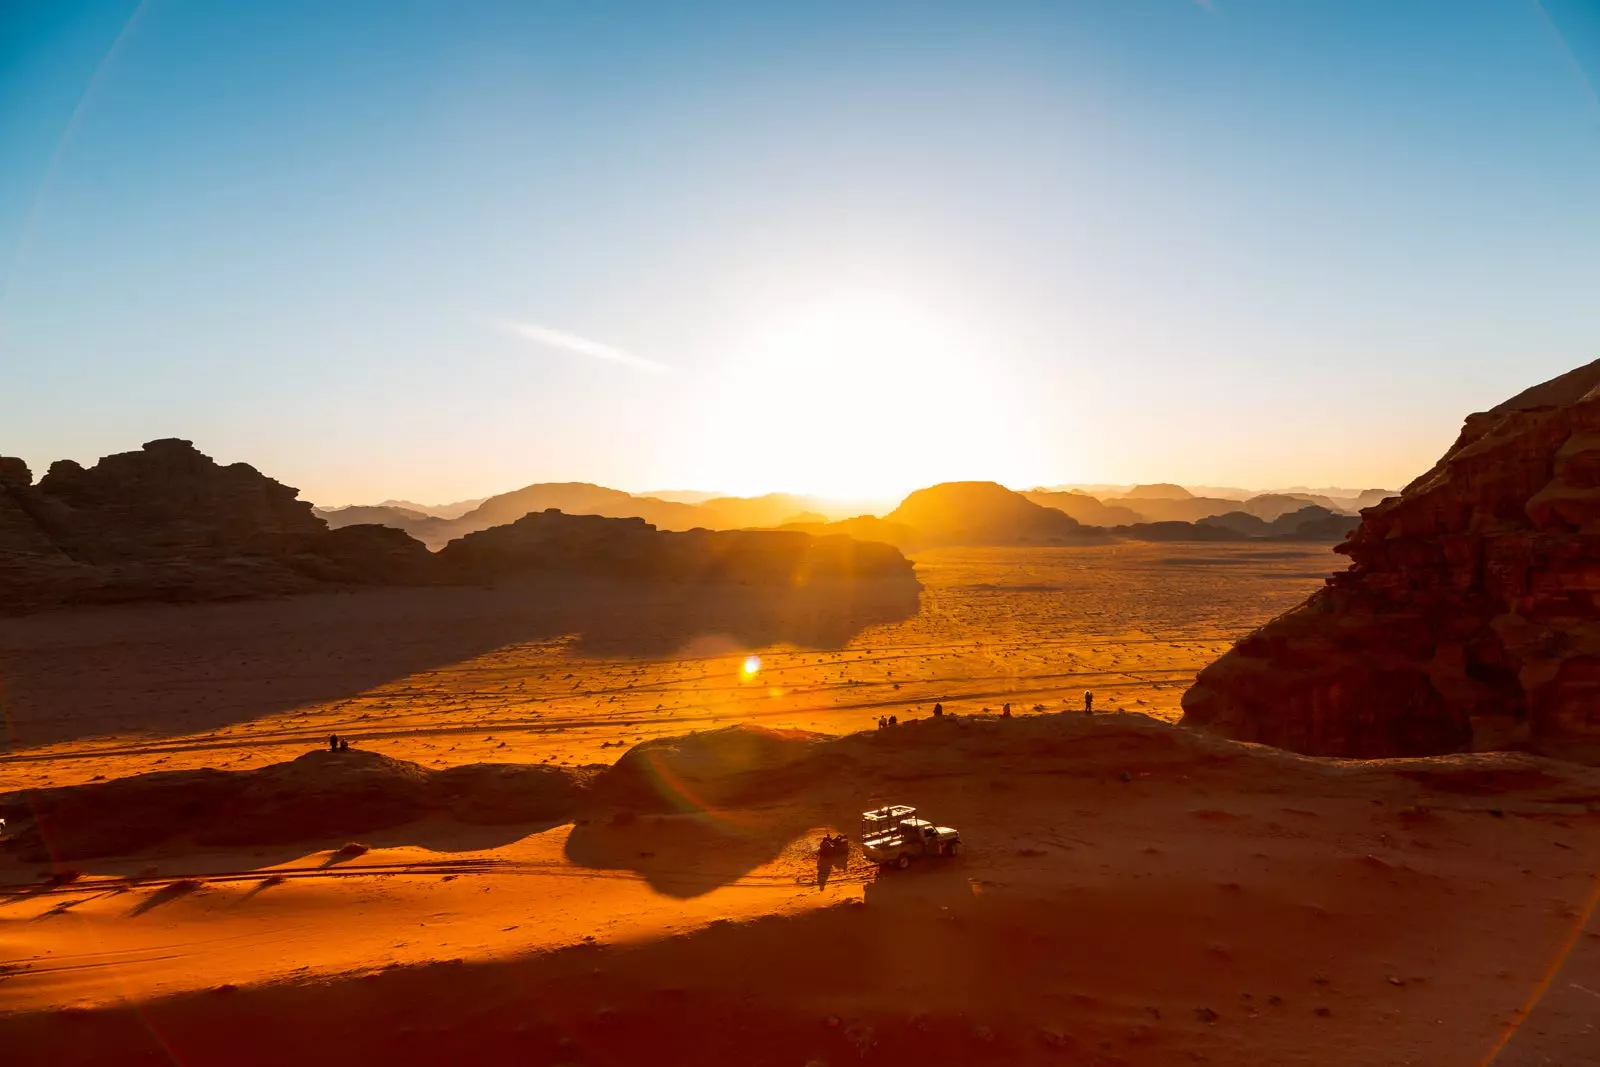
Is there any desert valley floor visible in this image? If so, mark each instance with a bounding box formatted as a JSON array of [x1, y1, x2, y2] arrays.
[[4, 544, 1600, 1065]]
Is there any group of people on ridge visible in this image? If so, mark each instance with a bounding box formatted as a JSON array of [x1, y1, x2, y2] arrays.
[[875, 691, 1095, 729]]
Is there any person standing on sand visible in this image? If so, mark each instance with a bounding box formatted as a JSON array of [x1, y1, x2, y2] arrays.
[[1084, 691, 1094, 713]]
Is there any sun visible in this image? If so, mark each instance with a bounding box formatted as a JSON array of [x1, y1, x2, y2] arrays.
[[695, 289, 1029, 499], [741, 654, 761, 677]]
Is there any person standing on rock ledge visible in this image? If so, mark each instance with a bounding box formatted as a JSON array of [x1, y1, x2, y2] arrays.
[[328, 733, 339, 752], [1084, 691, 1095, 714]]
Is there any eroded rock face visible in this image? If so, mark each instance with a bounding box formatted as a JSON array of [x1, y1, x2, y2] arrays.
[[0, 440, 431, 611], [1181, 359, 1600, 758], [33, 438, 326, 561], [0, 457, 63, 559]]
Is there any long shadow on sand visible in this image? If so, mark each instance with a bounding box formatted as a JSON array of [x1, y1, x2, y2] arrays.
[[0, 863, 1383, 1067], [0, 573, 919, 750], [561, 810, 821, 899], [0, 818, 566, 895], [1, 853, 1581, 1067]]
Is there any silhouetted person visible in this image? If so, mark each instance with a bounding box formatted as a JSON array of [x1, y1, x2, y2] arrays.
[[328, 734, 339, 752], [1084, 691, 1095, 714], [889, 715, 897, 726], [1002, 703, 1012, 718], [338, 737, 350, 752], [933, 702, 944, 717]]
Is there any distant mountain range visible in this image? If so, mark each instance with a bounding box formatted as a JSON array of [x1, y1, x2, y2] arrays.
[[777, 482, 1355, 550], [1040, 483, 1397, 516], [376, 497, 486, 520], [0, 437, 1382, 615], [317, 478, 1394, 552], [315, 485, 839, 549]]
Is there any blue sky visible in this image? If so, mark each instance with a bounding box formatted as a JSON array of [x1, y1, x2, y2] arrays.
[[2, 0, 1598, 504]]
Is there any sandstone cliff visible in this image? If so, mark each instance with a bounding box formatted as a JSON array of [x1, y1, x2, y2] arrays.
[[1181, 359, 1600, 758]]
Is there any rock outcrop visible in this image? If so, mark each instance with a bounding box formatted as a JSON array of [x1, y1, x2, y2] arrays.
[[1181, 359, 1600, 758], [0, 459, 63, 558], [438, 508, 915, 585], [0, 439, 433, 611]]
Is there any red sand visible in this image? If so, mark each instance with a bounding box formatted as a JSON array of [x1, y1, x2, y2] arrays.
[[4, 545, 1598, 1064]]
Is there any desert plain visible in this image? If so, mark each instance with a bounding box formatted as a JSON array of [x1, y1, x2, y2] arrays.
[[3, 543, 1600, 1065]]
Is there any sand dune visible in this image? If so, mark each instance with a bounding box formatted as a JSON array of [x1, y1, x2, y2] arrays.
[[5, 712, 1600, 1064], [5, 543, 1597, 1064]]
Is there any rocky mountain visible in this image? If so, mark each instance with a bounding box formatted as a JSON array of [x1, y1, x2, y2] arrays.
[[885, 482, 1107, 547], [1116, 495, 1247, 523], [1117, 483, 1193, 500], [1195, 505, 1354, 541], [778, 482, 1106, 551], [1278, 508, 1359, 542], [1181, 358, 1600, 758], [1239, 493, 1336, 522], [1021, 490, 1144, 527], [1028, 485, 1364, 528], [1195, 511, 1271, 537]]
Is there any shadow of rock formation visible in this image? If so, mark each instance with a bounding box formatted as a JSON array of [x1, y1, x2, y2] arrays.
[[0, 748, 601, 864], [0, 570, 919, 750], [561, 812, 810, 899]]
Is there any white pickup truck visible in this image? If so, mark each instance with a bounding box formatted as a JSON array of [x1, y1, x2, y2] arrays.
[[859, 804, 961, 868]]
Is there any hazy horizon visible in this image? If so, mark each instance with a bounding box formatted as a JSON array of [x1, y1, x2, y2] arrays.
[[5, 1, 1599, 503], [311, 476, 1400, 513]]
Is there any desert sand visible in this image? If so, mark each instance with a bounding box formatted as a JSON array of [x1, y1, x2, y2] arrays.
[[4, 544, 1599, 1065]]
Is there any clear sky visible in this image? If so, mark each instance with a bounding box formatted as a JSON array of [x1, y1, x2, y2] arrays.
[[3, 1, 1598, 505]]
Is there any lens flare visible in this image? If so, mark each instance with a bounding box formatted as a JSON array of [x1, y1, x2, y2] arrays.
[[742, 654, 761, 677]]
